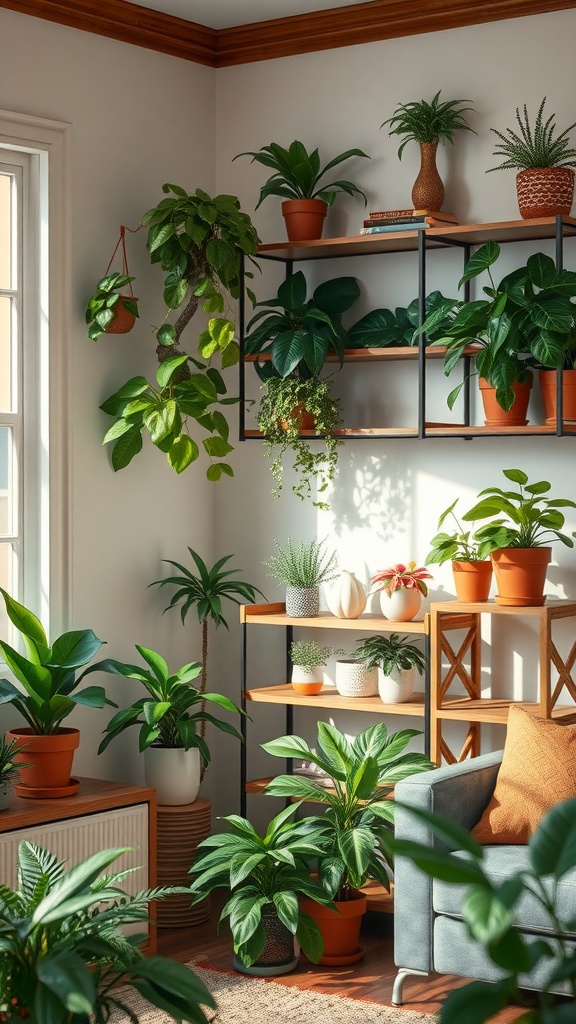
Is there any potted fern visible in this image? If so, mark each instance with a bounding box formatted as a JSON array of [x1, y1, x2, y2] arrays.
[[488, 96, 576, 219], [263, 537, 338, 618], [289, 639, 345, 695]]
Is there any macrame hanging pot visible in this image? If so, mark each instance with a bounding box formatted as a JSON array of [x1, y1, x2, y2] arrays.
[[103, 226, 138, 335]]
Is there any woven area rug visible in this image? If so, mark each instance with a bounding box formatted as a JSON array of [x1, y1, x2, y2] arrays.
[[113, 960, 437, 1023]]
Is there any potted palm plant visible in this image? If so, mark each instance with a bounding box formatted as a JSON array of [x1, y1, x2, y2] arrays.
[[488, 96, 576, 218], [0, 589, 118, 797], [263, 537, 338, 618], [188, 803, 335, 975], [370, 561, 432, 621], [381, 90, 476, 210], [263, 721, 433, 964], [0, 839, 214, 1023], [354, 633, 426, 703], [425, 498, 496, 602], [234, 138, 370, 240], [462, 467, 576, 606]]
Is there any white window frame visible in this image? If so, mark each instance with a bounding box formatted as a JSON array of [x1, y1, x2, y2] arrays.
[[0, 110, 71, 635]]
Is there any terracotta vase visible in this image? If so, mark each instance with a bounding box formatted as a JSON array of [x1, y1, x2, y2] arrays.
[[411, 142, 445, 211], [380, 587, 421, 622], [539, 369, 576, 425], [105, 295, 138, 335], [278, 403, 315, 432], [281, 199, 328, 241], [479, 376, 532, 427], [300, 892, 366, 964], [491, 547, 551, 607], [516, 167, 575, 219], [8, 727, 80, 797], [452, 560, 493, 603]]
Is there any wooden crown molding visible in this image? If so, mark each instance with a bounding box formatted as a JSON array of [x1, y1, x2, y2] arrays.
[[1, 0, 575, 66]]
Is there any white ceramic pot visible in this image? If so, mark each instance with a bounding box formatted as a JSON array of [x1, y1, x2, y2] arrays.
[[378, 667, 415, 704], [144, 746, 201, 806], [291, 664, 324, 695], [325, 571, 367, 619], [285, 586, 319, 618], [0, 781, 11, 811], [335, 659, 378, 698], [380, 587, 421, 622]]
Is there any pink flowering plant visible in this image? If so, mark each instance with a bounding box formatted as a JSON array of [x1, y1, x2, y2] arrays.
[[370, 561, 433, 597]]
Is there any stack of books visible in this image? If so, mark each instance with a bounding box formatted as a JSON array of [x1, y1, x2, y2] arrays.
[[359, 209, 459, 235]]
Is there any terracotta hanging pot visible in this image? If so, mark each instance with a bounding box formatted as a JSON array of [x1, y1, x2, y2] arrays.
[[300, 892, 366, 964], [491, 547, 551, 607], [411, 142, 445, 211], [7, 727, 80, 798], [278, 403, 315, 432], [478, 376, 532, 427], [538, 369, 576, 425], [452, 560, 493, 603], [281, 199, 328, 242], [516, 167, 575, 219], [105, 294, 139, 335], [380, 587, 421, 622]]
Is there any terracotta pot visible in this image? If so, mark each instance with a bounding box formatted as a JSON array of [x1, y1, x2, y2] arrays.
[[452, 560, 493, 603], [491, 547, 551, 607], [479, 376, 532, 427], [278, 403, 315, 432], [539, 369, 576, 425], [516, 167, 574, 220], [281, 199, 328, 242], [380, 587, 421, 622], [7, 727, 80, 795], [291, 665, 324, 695], [300, 892, 367, 964], [105, 295, 138, 335], [411, 142, 445, 211]]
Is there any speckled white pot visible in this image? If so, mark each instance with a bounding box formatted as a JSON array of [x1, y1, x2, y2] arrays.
[[286, 586, 319, 618], [335, 660, 378, 698]]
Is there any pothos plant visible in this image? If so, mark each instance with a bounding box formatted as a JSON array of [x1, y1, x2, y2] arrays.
[[99, 184, 260, 479]]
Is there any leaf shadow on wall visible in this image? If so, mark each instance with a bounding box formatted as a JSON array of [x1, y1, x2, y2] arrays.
[[327, 446, 411, 545]]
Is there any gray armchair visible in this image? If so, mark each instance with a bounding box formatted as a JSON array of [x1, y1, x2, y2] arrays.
[[392, 750, 576, 1005]]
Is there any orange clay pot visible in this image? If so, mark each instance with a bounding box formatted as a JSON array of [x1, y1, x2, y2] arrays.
[[491, 547, 551, 607], [452, 560, 493, 603]]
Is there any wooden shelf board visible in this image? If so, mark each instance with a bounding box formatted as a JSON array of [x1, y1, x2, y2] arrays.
[[432, 599, 576, 617], [243, 424, 576, 439], [241, 606, 429, 633], [245, 684, 426, 716], [435, 699, 576, 724], [244, 345, 481, 364]]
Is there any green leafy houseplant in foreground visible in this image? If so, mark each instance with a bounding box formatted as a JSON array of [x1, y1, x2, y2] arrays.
[[233, 139, 370, 207], [99, 184, 260, 478], [389, 797, 576, 1022], [463, 467, 576, 551], [188, 803, 335, 969], [85, 271, 139, 341], [263, 722, 433, 900], [0, 840, 214, 1024]]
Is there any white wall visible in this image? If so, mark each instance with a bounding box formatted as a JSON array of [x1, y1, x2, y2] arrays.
[[212, 9, 576, 821]]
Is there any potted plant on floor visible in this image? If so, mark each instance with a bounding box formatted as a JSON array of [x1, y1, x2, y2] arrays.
[[264, 537, 338, 618], [425, 498, 496, 602], [370, 561, 432, 621], [98, 644, 244, 806], [381, 90, 476, 210], [289, 639, 345, 695], [353, 633, 426, 703], [488, 96, 576, 218], [263, 721, 433, 964], [0, 734, 30, 811], [0, 839, 215, 1023], [462, 467, 576, 606], [234, 139, 370, 240], [99, 184, 260, 479], [0, 589, 118, 798], [188, 803, 335, 975]]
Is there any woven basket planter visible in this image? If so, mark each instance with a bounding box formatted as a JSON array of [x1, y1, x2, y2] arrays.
[[516, 167, 574, 219]]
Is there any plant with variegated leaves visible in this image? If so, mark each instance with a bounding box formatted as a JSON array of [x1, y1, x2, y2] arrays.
[[370, 561, 432, 597]]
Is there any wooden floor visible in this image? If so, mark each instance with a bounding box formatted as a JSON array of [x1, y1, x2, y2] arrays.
[[157, 899, 525, 1022]]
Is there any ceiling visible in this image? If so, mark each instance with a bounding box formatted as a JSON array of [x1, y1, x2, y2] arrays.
[[123, 0, 367, 30]]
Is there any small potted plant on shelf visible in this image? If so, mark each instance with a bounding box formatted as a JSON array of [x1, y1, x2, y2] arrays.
[[85, 270, 139, 340], [263, 721, 433, 964], [381, 90, 476, 211], [354, 633, 426, 703], [98, 644, 244, 806], [0, 589, 118, 798], [234, 138, 370, 240], [188, 803, 335, 975], [0, 734, 30, 811], [462, 467, 576, 606], [370, 561, 432, 622], [264, 537, 338, 618], [487, 96, 576, 219], [0, 840, 215, 1023], [289, 639, 345, 695], [425, 498, 496, 602]]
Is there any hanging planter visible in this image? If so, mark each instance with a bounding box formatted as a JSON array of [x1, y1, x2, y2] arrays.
[[85, 226, 139, 340]]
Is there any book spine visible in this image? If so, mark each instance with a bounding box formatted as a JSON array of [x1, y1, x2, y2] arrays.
[[363, 216, 426, 227], [359, 222, 428, 234], [368, 209, 428, 219], [369, 209, 458, 223]]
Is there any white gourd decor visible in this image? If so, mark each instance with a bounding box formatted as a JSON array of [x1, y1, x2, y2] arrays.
[[325, 570, 367, 619]]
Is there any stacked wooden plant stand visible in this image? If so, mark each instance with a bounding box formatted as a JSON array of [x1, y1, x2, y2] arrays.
[[155, 797, 211, 927]]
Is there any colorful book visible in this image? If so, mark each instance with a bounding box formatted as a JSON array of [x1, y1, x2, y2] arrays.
[[359, 222, 429, 234], [369, 208, 458, 223]]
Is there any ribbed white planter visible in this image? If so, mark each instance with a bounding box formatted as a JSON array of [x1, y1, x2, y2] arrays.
[[378, 667, 415, 704], [0, 781, 11, 811], [144, 746, 201, 806], [335, 660, 378, 698], [325, 571, 367, 619], [380, 587, 421, 622]]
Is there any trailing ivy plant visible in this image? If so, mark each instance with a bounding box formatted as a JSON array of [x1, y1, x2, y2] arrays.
[[99, 184, 260, 478]]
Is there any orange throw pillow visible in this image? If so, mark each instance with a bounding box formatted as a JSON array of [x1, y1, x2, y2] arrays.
[[471, 705, 576, 844]]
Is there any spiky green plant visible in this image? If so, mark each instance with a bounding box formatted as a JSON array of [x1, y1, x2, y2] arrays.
[[488, 97, 576, 171], [382, 90, 476, 158], [0, 734, 30, 786], [233, 139, 370, 207], [264, 537, 338, 589]]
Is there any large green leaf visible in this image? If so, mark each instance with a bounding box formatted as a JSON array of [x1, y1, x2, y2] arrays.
[[110, 428, 143, 470], [313, 276, 360, 315], [50, 629, 103, 670], [278, 271, 307, 310], [0, 589, 48, 650], [530, 797, 576, 879], [37, 951, 95, 1014], [458, 241, 500, 288]]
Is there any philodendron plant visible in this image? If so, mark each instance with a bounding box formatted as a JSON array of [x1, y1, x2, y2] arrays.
[[99, 184, 260, 478]]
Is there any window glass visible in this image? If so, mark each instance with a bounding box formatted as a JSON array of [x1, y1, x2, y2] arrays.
[[0, 294, 12, 411], [0, 172, 11, 290]]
